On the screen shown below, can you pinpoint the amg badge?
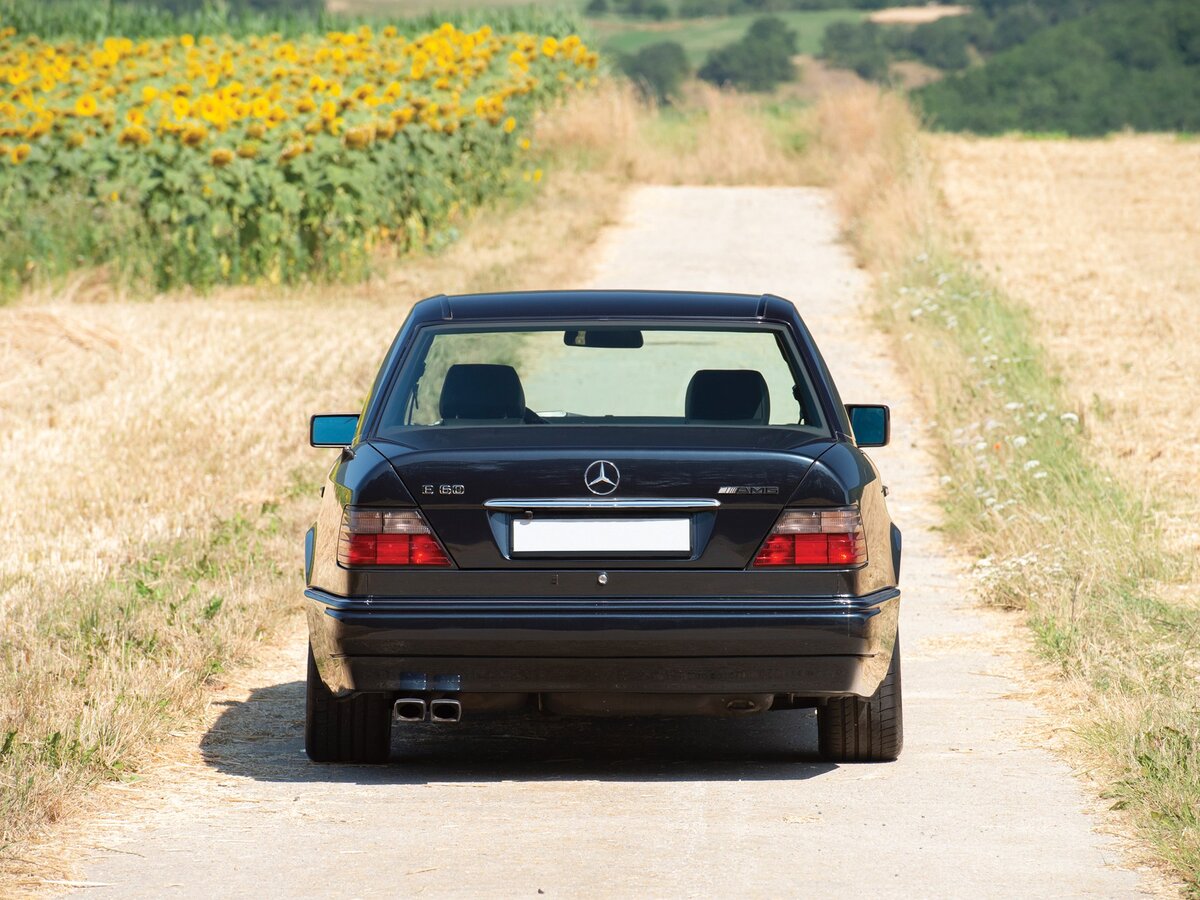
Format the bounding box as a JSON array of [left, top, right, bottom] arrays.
[[718, 486, 780, 495]]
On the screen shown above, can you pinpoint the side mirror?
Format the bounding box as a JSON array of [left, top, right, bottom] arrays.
[[847, 405, 890, 447], [310, 414, 359, 448]]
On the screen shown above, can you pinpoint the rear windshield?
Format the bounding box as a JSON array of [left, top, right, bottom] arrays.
[[374, 325, 827, 435]]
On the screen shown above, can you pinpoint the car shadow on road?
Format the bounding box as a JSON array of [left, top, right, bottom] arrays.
[[200, 680, 839, 785]]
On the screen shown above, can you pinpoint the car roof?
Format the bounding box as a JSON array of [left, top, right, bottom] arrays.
[[414, 290, 797, 323]]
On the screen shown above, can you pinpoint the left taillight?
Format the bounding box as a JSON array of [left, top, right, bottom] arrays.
[[337, 508, 451, 568], [753, 507, 867, 568]]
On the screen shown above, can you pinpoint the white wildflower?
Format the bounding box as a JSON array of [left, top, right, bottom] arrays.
[[1023, 459, 1041, 471]]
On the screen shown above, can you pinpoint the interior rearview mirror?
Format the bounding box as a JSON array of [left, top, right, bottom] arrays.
[[563, 329, 644, 349], [310, 413, 359, 448], [847, 405, 890, 447]]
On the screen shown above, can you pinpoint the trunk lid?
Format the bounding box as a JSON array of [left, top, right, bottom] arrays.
[[371, 427, 833, 569]]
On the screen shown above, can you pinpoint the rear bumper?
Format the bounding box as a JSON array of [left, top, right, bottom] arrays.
[[305, 587, 900, 699]]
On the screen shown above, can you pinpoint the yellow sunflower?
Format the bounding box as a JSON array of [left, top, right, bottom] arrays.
[[74, 94, 99, 117], [117, 124, 152, 147], [181, 122, 208, 146]]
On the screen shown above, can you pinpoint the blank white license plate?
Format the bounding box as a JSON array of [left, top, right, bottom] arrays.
[[511, 517, 691, 555]]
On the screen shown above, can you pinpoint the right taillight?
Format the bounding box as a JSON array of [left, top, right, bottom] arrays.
[[753, 507, 867, 567]]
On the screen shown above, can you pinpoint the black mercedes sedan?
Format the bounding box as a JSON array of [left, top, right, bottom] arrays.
[[304, 290, 901, 763]]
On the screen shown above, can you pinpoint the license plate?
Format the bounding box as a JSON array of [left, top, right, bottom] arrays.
[[511, 517, 691, 555]]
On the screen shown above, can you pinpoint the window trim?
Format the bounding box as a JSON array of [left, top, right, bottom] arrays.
[[366, 319, 833, 439]]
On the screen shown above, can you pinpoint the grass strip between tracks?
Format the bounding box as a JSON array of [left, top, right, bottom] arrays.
[[815, 86, 1199, 889]]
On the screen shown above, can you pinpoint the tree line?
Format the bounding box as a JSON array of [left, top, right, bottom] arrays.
[[588, 0, 917, 22], [619, 15, 801, 100], [820, 0, 1200, 134]]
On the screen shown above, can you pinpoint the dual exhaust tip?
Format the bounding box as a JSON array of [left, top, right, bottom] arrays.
[[393, 698, 461, 724]]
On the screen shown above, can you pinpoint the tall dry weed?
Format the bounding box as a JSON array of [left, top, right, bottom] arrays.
[[538, 81, 820, 186], [814, 86, 935, 269]]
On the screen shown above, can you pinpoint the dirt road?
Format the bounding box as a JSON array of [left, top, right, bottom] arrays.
[[74, 187, 1148, 897]]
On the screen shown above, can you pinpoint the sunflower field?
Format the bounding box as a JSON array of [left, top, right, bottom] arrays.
[[0, 19, 598, 293]]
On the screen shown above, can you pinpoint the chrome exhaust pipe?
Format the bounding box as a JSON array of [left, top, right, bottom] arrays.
[[393, 698, 427, 723], [429, 698, 462, 724]]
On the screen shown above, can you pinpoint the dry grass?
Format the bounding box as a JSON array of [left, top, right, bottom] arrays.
[[932, 134, 1200, 565], [813, 85, 1198, 890], [813, 85, 937, 268], [538, 81, 822, 186], [0, 81, 815, 884]]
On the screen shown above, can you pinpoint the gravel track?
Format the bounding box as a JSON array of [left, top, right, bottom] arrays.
[[73, 186, 1149, 898]]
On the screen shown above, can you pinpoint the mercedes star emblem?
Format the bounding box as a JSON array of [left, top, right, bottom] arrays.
[[584, 460, 620, 495]]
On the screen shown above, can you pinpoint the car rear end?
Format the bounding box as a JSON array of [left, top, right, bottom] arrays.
[[303, 292, 901, 763]]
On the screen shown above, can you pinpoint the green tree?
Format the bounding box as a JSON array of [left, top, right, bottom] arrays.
[[821, 21, 889, 81], [620, 41, 691, 103], [699, 15, 798, 91], [917, 0, 1200, 135], [985, 7, 1047, 52], [679, 0, 728, 16], [907, 17, 972, 70]]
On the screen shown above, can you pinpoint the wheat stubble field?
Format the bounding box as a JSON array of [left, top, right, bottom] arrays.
[[933, 135, 1200, 560]]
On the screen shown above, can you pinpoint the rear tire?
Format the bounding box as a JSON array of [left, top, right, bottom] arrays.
[[305, 644, 392, 764], [817, 638, 903, 762]]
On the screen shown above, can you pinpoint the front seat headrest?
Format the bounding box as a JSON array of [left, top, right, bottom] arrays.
[[685, 369, 770, 425], [439, 364, 526, 421]]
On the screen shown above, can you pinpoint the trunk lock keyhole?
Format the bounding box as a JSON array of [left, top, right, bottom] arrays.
[[597, 572, 608, 586]]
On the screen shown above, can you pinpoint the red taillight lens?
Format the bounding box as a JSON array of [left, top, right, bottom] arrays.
[[753, 508, 867, 567], [337, 509, 451, 567]]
